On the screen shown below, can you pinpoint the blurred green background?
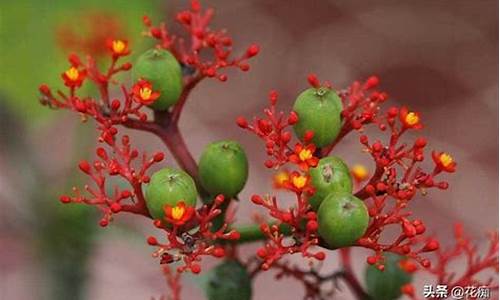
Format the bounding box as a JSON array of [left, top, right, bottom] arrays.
[[0, 1, 164, 299]]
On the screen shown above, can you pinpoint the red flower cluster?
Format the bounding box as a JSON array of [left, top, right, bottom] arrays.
[[142, 0, 259, 82], [147, 195, 240, 273]]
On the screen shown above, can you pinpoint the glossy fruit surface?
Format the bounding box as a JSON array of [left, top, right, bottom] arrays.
[[292, 87, 342, 147], [132, 48, 183, 111], [317, 192, 369, 248], [144, 168, 197, 220], [199, 140, 248, 198], [365, 253, 413, 300], [308, 156, 352, 210], [206, 260, 252, 300]]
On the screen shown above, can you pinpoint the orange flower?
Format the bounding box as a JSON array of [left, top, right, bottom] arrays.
[[163, 201, 194, 226], [62, 66, 86, 88], [132, 79, 160, 105], [107, 39, 130, 57], [399, 107, 423, 129], [351, 164, 369, 182], [284, 171, 314, 194], [288, 143, 319, 171], [432, 151, 456, 173], [273, 170, 290, 189]]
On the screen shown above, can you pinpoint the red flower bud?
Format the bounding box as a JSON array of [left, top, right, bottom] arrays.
[[79, 160, 91, 174], [364, 75, 379, 90], [153, 152, 165, 162], [213, 247, 225, 257], [257, 248, 267, 258], [306, 220, 318, 232], [39, 84, 51, 95], [190, 264, 201, 274], [246, 44, 260, 57], [307, 73, 320, 88], [99, 219, 109, 227], [288, 111, 299, 125], [401, 284, 415, 297], [421, 239, 440, 252], [60, 195, 71, 204], [110, 202, 122, 213], [146, 237, 158, 246], [236, 116, 248, 128], [367, 256, 378, 265], [314, 252, 326, 260]]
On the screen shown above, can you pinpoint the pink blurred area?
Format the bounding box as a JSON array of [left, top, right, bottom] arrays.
[[0, 0, 497, 299]]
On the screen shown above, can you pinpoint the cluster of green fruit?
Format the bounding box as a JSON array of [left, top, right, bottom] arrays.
[[135, 46, 368, 247]]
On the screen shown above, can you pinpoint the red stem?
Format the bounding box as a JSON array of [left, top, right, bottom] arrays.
[[340, 248, 370, 300]]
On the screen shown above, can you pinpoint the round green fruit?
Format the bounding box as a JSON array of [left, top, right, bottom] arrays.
[[292, 87, 343, 147], [132, 48, 183, 111], [318, 192, 369, 249], [144, 168, 197, 220], [365, 253, 413, 300], [206, 260, 252, 300], [199, 140, 248, 198], [308, 156, 353, 210]]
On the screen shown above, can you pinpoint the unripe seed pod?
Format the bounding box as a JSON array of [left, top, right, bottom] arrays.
[[317, 192, 368, 249], [144, 168, 197, 220], [199, 140, 248, 198], [132, 48, 183, 111], [206, 260, 252, 300], [292, 87, 342, 147], [308, 156, 353, 210], [365, 253, 413, 300]]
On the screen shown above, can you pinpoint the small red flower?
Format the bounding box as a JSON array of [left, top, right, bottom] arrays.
[[273, 170, 290, 189], [62, 66, 86, 88], [399, 106, 423, 129], [432, 151, 456, 173], [107, 39, 130, 57], [288, 143, 319, 171], [163, 201, 195, 226], [132, 79, 160, 105]]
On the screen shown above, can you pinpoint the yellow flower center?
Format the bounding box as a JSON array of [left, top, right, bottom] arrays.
[[139, 87, 152, 100], [292, 175, 307, 189], [439, 153, 453, 167], [405, 112, 419, 126], [65, 67, 79, 81], [298, 149, 312, 161], [351, 164, 368, 181], [112, 40, 126, 53], [274, 171, 289, 186], [171, 205, 185, 220]]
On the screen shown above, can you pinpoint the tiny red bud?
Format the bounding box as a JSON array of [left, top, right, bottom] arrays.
[[307, 73, 320, 88], [420, 259, 431, 268], [360, 135, 368, 144], [39, 84, 51, 94], [110, 202, 122, 213], [99, 219, 109, 227], [229, 231, 240, 240], [288, 111, 299, 125], [367, 256, 378, 265], [147, 236, 158, 245], [387, 107, 399, 118], [60, 195, 71, 204], [304, 130, 314, 143], [306, 220, 318, 232], [153, 219, 163, 228], [415, 137, 427, 148], [257, 248, 267, 258], [246, 44, 260, 57], [401, 284, 415, 297], [314, 252, 326, 260], [281, 131, 291, 143], [377, 264, 385, 271], [421, 239, 440, 252], [213, 247, 225, 257], [236, 116, 248, 128], [111, 99, 121, 111], [251, 195, 264, 205], [153, 152, 165, 162], [142, 15, 152, 26], [190, 264, 201, 274], [215, 194, 225, 205], [150, 27, 162, 39], [78, 160, 91, 174], [121, 190, 132, 198], [364, 75, 379, 90], [268, 90, 278, 105], [121, 62, 132, 70], [264, 160, 274, 168]]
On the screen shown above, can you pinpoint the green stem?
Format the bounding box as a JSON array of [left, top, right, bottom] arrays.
[[232, 223, 293, 244]]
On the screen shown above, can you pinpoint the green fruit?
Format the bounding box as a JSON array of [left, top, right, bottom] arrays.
[[199, 140, 248, 198], [308, 156, 353, 210], [293, 87, 342, 147], [132, 48, 183, 111], [365, 253, 413, 300], [144, 168, 197, 220], [206, 260, 252, 300], [318, 192, 369, 249]]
